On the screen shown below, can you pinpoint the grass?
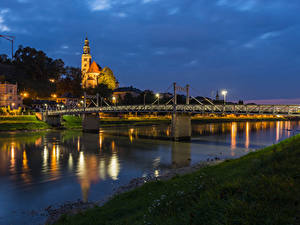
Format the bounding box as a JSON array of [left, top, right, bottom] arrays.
[[55, 135, 300, 225], [0, 115, 49, 131], [62, 115, 82, 129]]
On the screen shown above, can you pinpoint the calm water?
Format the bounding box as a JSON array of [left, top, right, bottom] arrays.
[[0, 121, 299, 225]]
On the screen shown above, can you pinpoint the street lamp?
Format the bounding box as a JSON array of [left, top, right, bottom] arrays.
[[221, 90, 228, 105], [156, 93, 160, 105], [112, 96, 116, 106]]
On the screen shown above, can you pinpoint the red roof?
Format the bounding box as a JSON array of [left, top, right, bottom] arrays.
[[87, 61, 100, 73]]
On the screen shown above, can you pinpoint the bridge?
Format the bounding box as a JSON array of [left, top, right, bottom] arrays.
[[46, 104, 300, 116], [37, 83, 300, 141]]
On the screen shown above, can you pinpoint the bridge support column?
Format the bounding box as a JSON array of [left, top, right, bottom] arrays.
[[171, 113, 191, 141], [82, 113, 100, 133], [44, 114, 62, 127]]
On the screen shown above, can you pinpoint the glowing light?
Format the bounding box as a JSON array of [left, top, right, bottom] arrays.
[[43, 146, 48, 169], [51, 94, 57, 98], [231, 122, 237, 153], [99, 133, 103, 150], [77, 137, 80, 151], [68, 153, 73, 170], [154, 170, 159, 177], [78, 152, 85, 175], [156, 93, 160, 98], [111, 141, 116, 152], [21, 92, 29, 98], [221, 90, 228, 96], [10, 143, 15, 171], [108, 154, 120, 180], [245, 122, 249, 149], [22, 150, 28, 170], [49, 79, 55, 83], [99, 159, 106, 179]]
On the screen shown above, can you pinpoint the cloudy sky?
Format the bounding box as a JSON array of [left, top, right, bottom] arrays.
[[1, 0, 300, 102]]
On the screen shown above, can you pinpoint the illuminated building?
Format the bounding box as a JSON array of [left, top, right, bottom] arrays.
[[81, 37, 118, 89], [0, 82, 23, 108]]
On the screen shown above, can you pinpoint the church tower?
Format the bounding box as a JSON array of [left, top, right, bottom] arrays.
[[81, 37, 92, 74]]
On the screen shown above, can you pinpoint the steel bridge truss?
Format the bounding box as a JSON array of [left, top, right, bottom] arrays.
[[47, 104, 300, 116]]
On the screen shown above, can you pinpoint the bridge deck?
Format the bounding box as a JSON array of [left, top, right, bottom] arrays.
[[46, 104, 300, 116]]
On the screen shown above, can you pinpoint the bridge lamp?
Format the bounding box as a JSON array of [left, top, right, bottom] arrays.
[[156, 93, 160, 105], [221, 90, 228, 105], [112, 96, 116, 105]]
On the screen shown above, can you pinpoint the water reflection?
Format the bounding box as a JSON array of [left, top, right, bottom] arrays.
[[1, 120, 300, 223], [172, 142, 191, 168]]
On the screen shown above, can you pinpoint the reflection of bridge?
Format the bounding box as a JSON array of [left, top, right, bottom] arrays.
[[37, 82, 300, 141]]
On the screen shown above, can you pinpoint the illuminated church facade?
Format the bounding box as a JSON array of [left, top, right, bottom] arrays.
[[81, 37, 118, 89]]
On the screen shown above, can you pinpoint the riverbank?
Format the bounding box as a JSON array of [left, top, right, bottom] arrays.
[[53, 134, 300, 225], [0, 115, 50, 131]]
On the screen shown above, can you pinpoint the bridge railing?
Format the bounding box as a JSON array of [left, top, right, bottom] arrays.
[[46, 104, 300, 116]]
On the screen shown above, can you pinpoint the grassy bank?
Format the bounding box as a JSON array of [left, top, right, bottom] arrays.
[[55, 135, 300, 225], [62, 115, 82, 129], [0, 115, 49, 131]]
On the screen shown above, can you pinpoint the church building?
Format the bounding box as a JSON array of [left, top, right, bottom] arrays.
[[81, 37, 118, 89]]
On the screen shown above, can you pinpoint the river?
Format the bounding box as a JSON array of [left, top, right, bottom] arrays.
[[0, 120, 299, 225]]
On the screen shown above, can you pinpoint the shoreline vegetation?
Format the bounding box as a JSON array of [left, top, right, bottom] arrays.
[[0, 114, 298, 132], [50, 134, 300, 225]]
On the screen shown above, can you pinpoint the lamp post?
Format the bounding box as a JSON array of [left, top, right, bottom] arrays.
[[156, 93, 160, 105], [112, 96, 116, 106], [221, 90, 228, 105]]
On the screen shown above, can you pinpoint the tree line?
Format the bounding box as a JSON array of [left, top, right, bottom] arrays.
[[0, 45, 111, 98]]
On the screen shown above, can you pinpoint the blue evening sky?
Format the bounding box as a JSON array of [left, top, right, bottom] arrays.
[[0, 0, 300, 102]]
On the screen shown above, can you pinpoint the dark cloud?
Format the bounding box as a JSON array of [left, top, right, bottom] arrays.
[[1, 0, 300, 100]]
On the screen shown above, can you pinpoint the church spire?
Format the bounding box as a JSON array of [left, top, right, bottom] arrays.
[[81, 36, 92, 76], [83, 37, 90, 54]]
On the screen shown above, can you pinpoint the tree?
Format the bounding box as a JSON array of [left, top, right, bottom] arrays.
[[98, 67, 117, 90], [13, 45, 65, 97], [56, 67, 82, 97], [84, 83, 112, 99], [0, 54, 11, 64]]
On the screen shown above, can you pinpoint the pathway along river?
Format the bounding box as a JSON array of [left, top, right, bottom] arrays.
[[0, 120, 299, 225]]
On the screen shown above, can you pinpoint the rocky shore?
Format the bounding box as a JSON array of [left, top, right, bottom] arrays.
[[45, 159, 223, 225]]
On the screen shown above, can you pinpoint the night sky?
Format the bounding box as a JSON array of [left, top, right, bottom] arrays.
[[1, 0, 300, 103]]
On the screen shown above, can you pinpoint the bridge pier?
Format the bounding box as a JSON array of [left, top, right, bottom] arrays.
[[36, 113, 62, 127], [171, 113, 191, 141], [82, 113, 100, 133]]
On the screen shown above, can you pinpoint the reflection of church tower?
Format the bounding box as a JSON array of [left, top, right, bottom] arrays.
[[216, 90, 220, 101], [81, 37, 92, 76]]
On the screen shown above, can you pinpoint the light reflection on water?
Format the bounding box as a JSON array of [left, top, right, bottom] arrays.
[[0, 121, 300, 224]]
